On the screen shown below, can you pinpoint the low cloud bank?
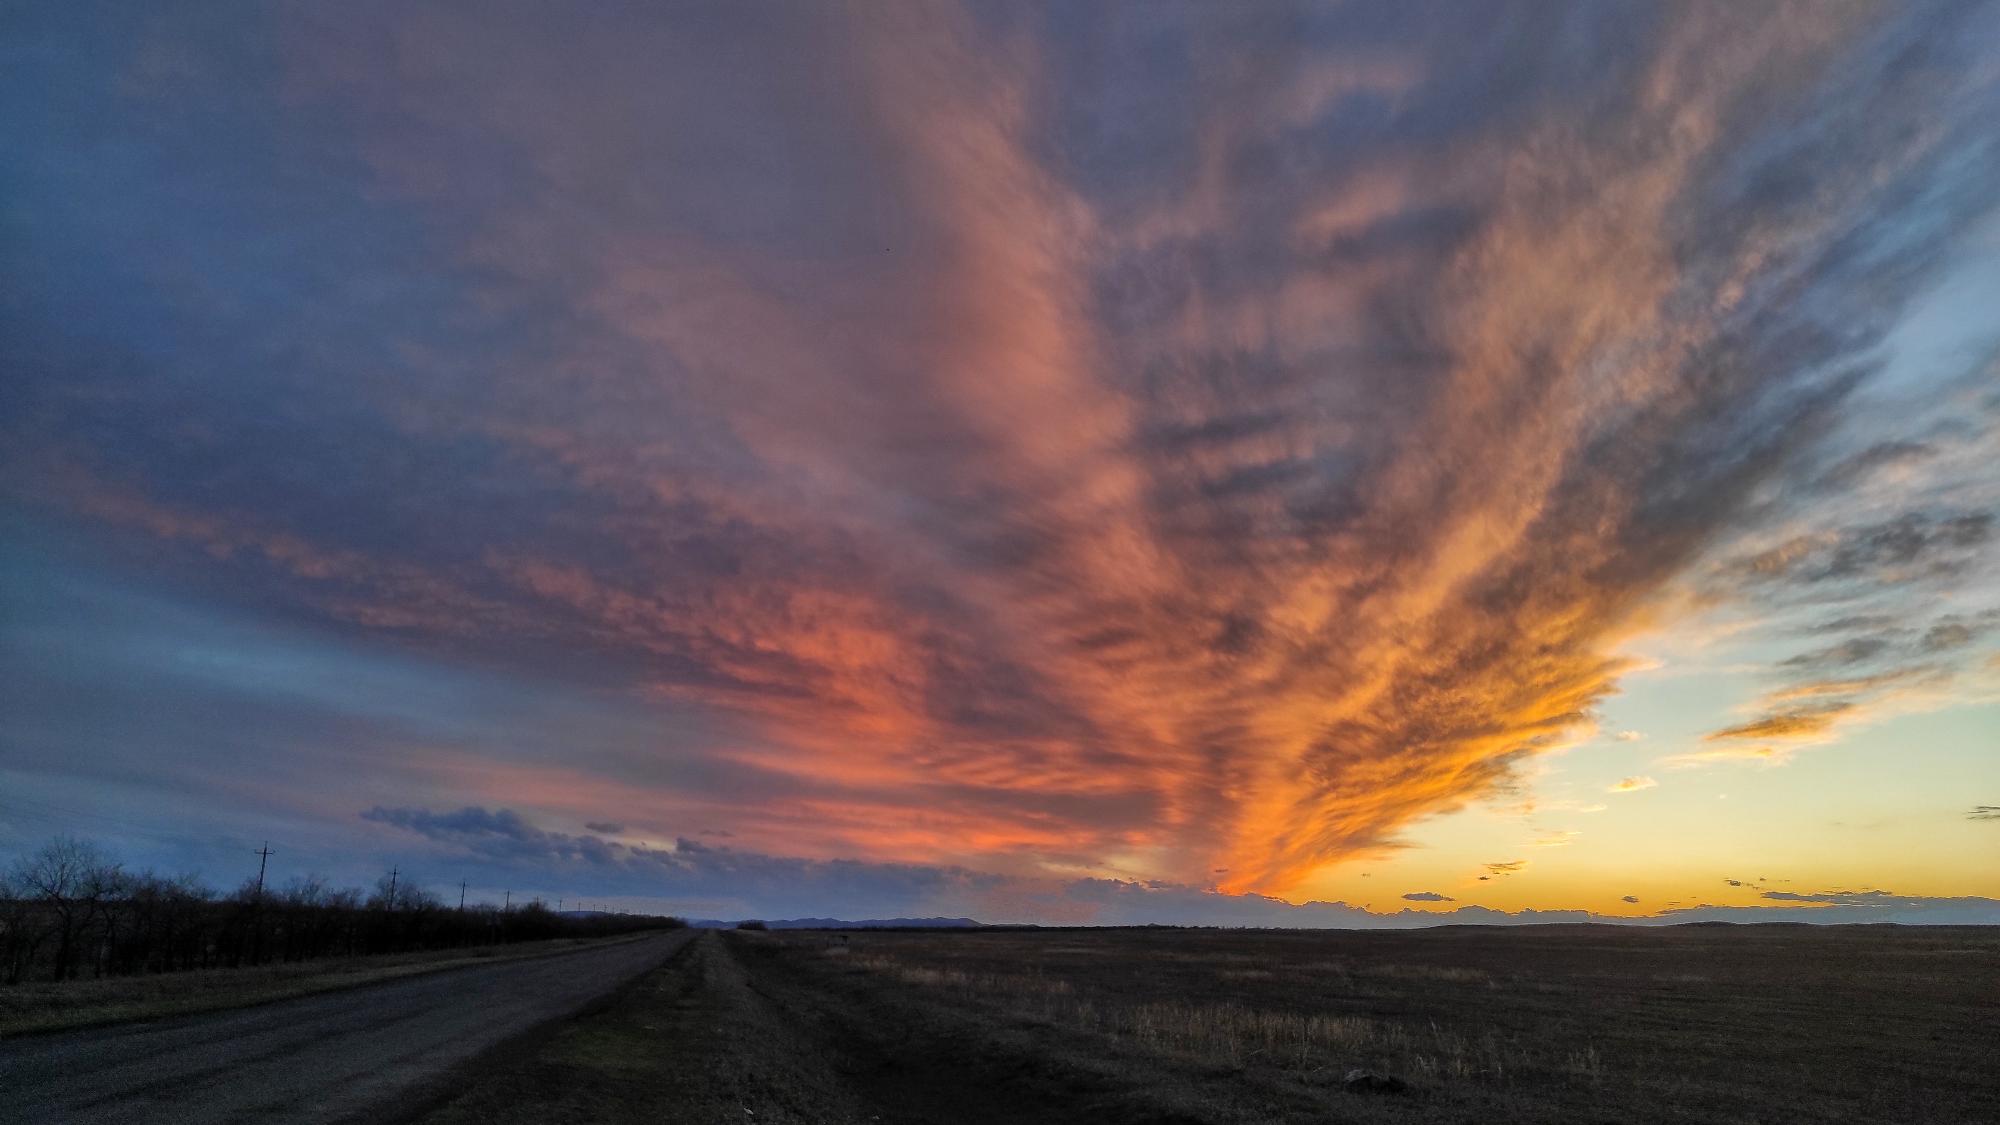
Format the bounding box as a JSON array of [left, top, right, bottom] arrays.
[[363, 806, 2000, 926]]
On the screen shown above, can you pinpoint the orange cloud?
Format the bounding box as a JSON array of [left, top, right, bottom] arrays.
[[1706, 705, 1852, 743]]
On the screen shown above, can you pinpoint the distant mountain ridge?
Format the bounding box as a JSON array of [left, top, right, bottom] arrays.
[[688, 916, 983, 930]]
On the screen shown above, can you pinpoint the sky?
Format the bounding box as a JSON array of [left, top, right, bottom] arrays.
[[3, 1, 1997, 926]]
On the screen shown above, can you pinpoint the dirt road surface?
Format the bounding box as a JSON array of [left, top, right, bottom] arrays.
[[0, 930, 691, 1125]]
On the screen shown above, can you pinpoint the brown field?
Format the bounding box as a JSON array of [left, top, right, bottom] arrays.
[[417, 923, 2000, 1124]]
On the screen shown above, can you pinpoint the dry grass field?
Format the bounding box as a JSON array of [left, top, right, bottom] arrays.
[[418, 923, 2000, 1124]]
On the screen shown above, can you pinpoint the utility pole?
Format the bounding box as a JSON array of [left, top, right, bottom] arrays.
[[248, 841, 276, 967], [387, 866, 399, 909], [558, 898, 564, 912], [503, 889, 511, 912], [253, 842, 275, 900], [458, 880, 467, 911]]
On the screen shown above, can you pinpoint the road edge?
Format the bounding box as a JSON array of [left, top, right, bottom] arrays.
[[367, 929, 702, 1125], [0, 930, 671, 1041]]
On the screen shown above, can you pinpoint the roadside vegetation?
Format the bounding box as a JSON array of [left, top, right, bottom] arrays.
[[0, 929, 663, 1037], [0, 836, 682, 995]]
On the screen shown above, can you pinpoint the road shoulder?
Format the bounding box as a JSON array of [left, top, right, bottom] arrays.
[[0, 931, 666, 1039]]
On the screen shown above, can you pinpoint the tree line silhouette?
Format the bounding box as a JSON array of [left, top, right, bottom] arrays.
[[0, 836, 684, 985]]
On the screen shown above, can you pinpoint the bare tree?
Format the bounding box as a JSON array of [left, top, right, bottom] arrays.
[[9, 836, 123, 980], [0, 865, 37, 984], [0, 837, 678, 982]]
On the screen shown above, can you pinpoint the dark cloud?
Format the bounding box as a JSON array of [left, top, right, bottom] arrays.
[[1656, 895, 2000, 925], [1761, 889, 1892, 904], [1621, 895, 1640, 904], [367, 806, 541, 841], [1484, 860, 1527, 877], [1920, 616, 1992, 652], [1811, 441, 1936, 493], [363, 806, 624, 867], [1798, 614, 1902, 636], [1822, 513, 1994, 582], [362, 805, 1006, 919], [583, 821, 625, 835], [1780, 638, 1893, 670], [1401, 891, 1454, 902], [1969, 806, 2000, 821], [1724, 511, 1994, 590]]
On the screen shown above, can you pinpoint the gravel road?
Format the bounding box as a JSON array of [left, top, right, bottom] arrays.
[[0, 930, 692, 1124]]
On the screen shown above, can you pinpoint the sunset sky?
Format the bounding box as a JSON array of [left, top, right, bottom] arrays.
[[4, 1, 1997, 925]]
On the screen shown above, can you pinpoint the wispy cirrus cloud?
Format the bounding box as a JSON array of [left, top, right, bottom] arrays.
[[1677, 614, 1997, 769], [5, 1, 2000, 905], [1707, 707, 1851, 744]]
